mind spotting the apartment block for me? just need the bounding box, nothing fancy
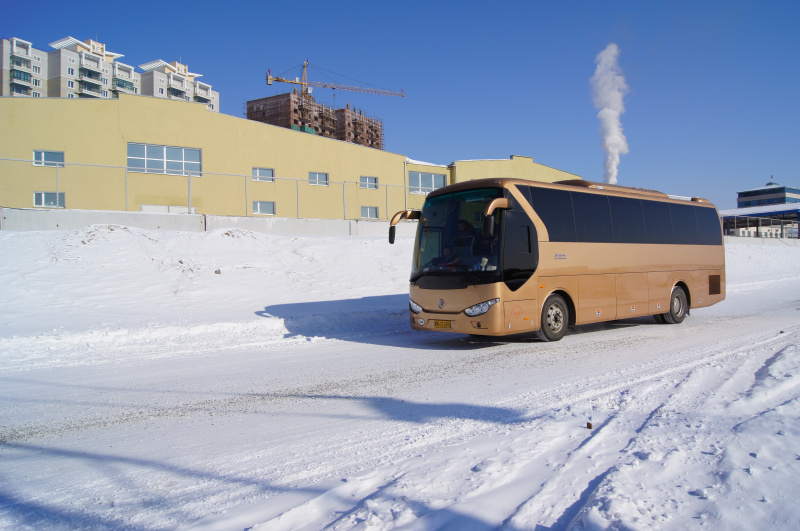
[1,37,48,98]
[139,60,219,111]
[1,35,218,112]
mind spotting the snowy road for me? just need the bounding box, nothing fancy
[1,227,799,530]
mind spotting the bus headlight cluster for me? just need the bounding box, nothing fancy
[464,298,499,317]
[409,299,423,314]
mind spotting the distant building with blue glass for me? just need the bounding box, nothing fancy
[737,181,800,208]
[720,181,800,239]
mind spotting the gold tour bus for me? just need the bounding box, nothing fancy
[388,178,725,341]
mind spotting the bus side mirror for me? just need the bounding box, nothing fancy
[388,209,421,244]
[483,198,510,238]
[483,216,495,238]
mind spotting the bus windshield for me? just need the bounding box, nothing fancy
[412,188,504,280]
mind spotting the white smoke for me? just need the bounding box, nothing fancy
[591,43,629,184]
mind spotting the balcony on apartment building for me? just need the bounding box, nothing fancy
[79,53,103,73]
[10,83,32,96]
[112,77,136,94]
[77,80,104,97]
[79,67,103,83]
[193,82,211,103]
[167,87,187,100]
[10,69,33,87]
[10,55,33,72]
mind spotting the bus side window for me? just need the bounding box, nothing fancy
[694,206,723,245]
[670,203,699,244]
[609,196,646,244]
[572,192,613,243]
[526,186,576,242]
[641,200,673,244]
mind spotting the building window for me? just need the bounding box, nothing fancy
[33,150,64,167]
[360,176,378,189]
[252,168,275,182]
[253,201,275,215]
[34,192,65,208]
[68,80,74,88]
[361,206,378,219]
[33,65,41,73]
[409,171,446,194]
[67,67,75,75]
[32,78,41,87]
[309,172,329,186]
[68,93,74,98]
[33,91,41,97]
[127,143,202,176]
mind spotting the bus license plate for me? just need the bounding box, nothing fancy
[434,320,452,329]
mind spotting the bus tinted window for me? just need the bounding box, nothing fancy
[572,192,613,243]
[608,196,646,244]
[695,206,723,245]
[641,200,673,244]
[670,204,698,244]
[526,187,576,242]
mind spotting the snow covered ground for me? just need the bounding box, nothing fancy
[1,225,799,530]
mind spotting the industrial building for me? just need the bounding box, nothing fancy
[0,94,578,223]
[720,181,800,238]
[1,36,219,111]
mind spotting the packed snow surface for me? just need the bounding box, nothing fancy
[1,225,800,530]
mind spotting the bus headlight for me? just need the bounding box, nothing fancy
[464,298,499,317]
[409,299,423,314]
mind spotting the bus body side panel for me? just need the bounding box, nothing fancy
[648,271,671,314]
[616,273,649,319]
[691,269,726,308]
[576,274,617,324]
[503,300,538,334]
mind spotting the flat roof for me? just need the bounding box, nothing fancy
[720,203,800,218]
[738,183,800,193]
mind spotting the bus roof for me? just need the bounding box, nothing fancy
[429,178,715,207]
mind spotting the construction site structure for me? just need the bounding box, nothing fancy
[246,90,385,150]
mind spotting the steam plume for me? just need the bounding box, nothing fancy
[591,43,629,184]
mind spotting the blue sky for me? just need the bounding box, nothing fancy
[4,0,798,209]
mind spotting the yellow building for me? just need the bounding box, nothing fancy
[0,94,580,220]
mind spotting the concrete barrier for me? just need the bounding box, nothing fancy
[0,207,418,238]
[0,207,206,232]
[725,235,800,247]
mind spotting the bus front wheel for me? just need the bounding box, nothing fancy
[662,286,688,324]
[538,294,568,342]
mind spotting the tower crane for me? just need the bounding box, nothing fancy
[266,60,405,99]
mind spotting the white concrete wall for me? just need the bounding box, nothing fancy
[725,235,800,247]
[0,207,418,239]
[0,207,206,232]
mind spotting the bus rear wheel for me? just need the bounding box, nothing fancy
[538,294,568,342]
[662,286,688,324]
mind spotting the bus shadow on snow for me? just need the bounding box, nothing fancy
[256,294,506,350]
[256,295,663,349]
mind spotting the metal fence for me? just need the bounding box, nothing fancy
[0,157,421,221]
[723,215,799,239]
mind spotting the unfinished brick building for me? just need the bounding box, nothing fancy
[246,91,384,150]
